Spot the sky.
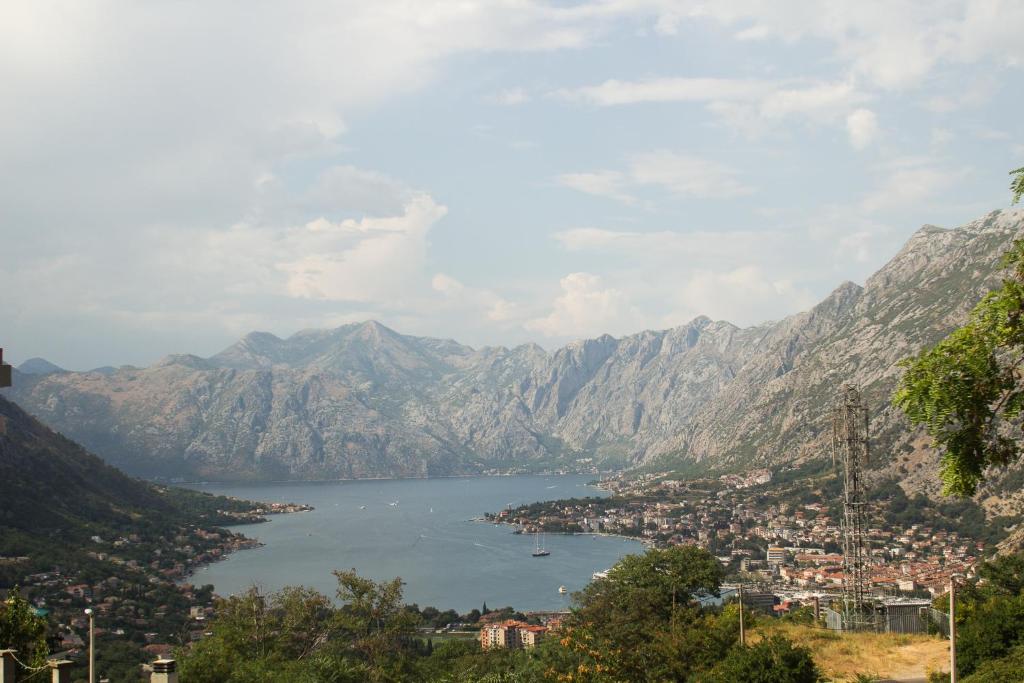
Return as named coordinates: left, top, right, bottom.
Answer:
left=2, top=1, right=1023, bottom=370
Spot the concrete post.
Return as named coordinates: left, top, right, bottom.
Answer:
left=151, top=659, right=178, bottom=683
left=85, top=609, right=94, bottom=683
left=738, top=585, right=745, bottom=646
left=0, top=650, right=17, bottom=683
left=950, top=578, right=957, bottom=683
left=813, top=595, right=820, bottom=622
left=48, top=660, right=73, bottom=683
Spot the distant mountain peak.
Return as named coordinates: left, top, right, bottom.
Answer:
left=242, top=330, right=284, bottom=345
left=17, top=358, right=65, bottom=375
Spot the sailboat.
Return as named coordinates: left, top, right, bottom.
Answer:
left=532, top=530, right=550, bottom=557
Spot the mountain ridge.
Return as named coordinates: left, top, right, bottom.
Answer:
left=5, top=209, right=1024, bottom=486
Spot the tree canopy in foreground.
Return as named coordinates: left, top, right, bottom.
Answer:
left=894, top=166, right=1024, bottom=496
left=171, top=546, right=825, bottom=682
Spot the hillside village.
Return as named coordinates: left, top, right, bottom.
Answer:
left=0, top=503, right=308, bottom=664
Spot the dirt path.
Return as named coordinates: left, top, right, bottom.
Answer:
left=876, top=639, right=948, bottom=682
left=753, top=624, right=949, bottom=682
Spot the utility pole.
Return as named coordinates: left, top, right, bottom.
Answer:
left=738, top=584, right=745, bottom=646
left=832, top=384, right=871, bottom=630
left=85, top=608, right=95, bottom=683
left=949, top=578, right=957, bottom=683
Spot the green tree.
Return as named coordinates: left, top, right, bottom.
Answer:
left=559, top=545, right=730, bottom=682
left=696, top=635, right=823, bottom=683
left=894, top=237, right=1024, bottom=496
left=955, top=594, right=1024, bottom=679
left=177, top=585, right=340, bottom=683
left=978, top=552, right=1024, bottom=596
left=962, top=642, right=1024, bottom=682
left=894, top=168, right=1024, bottom=496
left=332, top=569, right=420, bottom=681
left=0, top=592, right=48, bottom=672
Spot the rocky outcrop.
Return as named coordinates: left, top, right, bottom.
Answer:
left=5, top=210, right=1023, bottom=482
left=676, top=210, right=1024, bottom=490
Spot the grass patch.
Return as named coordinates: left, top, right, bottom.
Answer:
left=750, top=622, right=948, bottom=682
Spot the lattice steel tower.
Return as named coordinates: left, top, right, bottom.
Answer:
left=832, top=384, right=872, bottom=630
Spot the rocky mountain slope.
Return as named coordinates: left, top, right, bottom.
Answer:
left=5, top=209, right=1023, bottom=483
left=675, top=211, right=1024, bottom=493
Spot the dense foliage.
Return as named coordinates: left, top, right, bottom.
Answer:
left=931, top=552, right=1024, bottom=680
left=695, top=635, right=822, bottom=683
left=892, top=166, right=1024, bottom=496
left=0, top=592, right=48, bottom=672
left=894, top=238, right=1024, bottom=496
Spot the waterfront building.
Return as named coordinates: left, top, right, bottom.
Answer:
left=479, top=620, right=548, bottom=650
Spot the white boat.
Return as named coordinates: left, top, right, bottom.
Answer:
left=532, top=530, right=550, bottom=557
left=558, top=586, right=567, bottom=594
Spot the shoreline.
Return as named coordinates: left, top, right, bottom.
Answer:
left=177, top=504, right=312, bottom=587
left=172, top=469, right=623, bottom=487
left=480, top=518, right=653, bottom=548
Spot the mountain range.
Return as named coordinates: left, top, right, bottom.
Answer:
left=5, top=209, right=1024, bottom=488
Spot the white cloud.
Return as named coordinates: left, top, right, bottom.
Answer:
left=558, top=77, right=772, bottom=106
left=846, top=108, right=879, bottom=150
left=559, top=75, right=868, bottom=137
left=930, top=128, right=955, bottom=147
left=526, top=273, right=641, bottom=338
left=861, top=161, right=965, bottom=213
left=675, top=0, right=1024, bottom=90
left=0, top=1, right=609, bottom=239
left=545, top=226, right=820, bottom=331
left=431, top=273, right=465, bottom=295
left=558, top=150, right=751, bottom=203
left=302, top=165, right=413, bottom=217
left=488, top=88, right=531, bottom=105
left=555, top=171, right=636, bottom=204
left=759, top=81, right=864, bottom=119
left=553, top=227, right=777, bottom=262
left=676, top=266, right=815, bottom=326
left=432, top=273, right=522, bottom=324
left=3, top=1, right=1023, bottom=368
left=277, top=194, right=447, bottom=301
left=628, top=151, right=752, bottom=198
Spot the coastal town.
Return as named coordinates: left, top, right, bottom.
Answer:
left=3, top=462, right=994, bottom=670
left=486, top=469, right=986, bottom=610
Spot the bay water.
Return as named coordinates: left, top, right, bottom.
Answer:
left=187, top=474, right=642, bottom=613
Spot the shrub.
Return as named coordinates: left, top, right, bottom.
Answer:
left=696, top=635, right=823, bottom=683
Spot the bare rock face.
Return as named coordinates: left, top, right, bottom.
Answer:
left=677, top=210, right=1024, bottom=483
left=5, top=210, right=1024, bottom=482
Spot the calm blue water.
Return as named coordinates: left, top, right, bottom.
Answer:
left=186, top=475, right=642, bottom=612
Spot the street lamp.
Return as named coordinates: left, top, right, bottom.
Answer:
left=84, top=608, right=94, bottom=683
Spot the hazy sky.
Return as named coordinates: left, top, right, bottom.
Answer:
left=2, top=1, right=1023, bottom=369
